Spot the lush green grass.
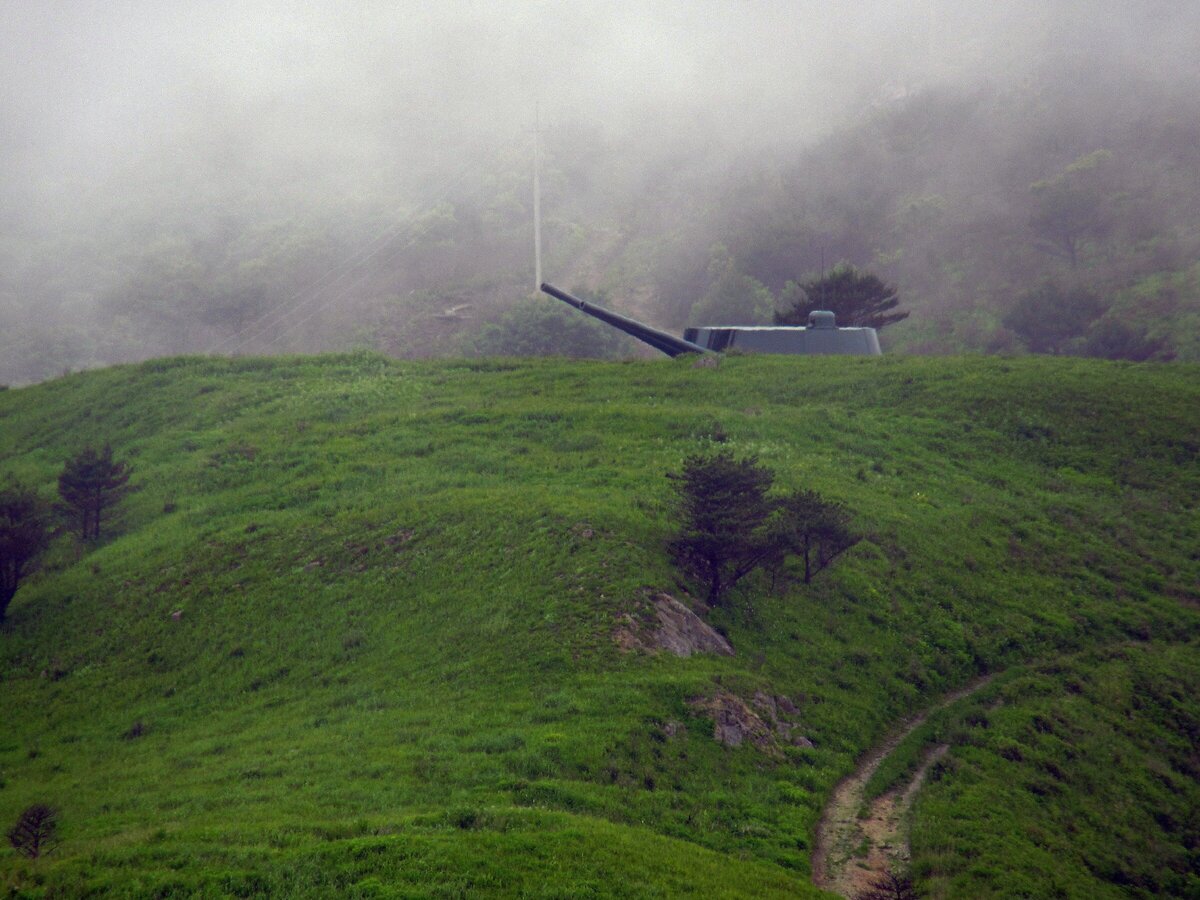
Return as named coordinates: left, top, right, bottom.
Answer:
left=0, top=352, right=1197, bottom=896
left=862, top=643, right=1200, bottom=898
left=909, top=643, right=1200, bottom=899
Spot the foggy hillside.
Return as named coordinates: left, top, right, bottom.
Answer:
left=3, top=1, right=1199, bottom=383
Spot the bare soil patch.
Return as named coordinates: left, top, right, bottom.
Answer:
left=811, top=678, right=991, bottom=897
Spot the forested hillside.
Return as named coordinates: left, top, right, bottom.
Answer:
left=4, top=56, right=1199, bottom=385
left=702, top=60, right=1200, bottom=360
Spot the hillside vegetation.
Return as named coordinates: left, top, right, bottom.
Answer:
left=1, top=353, right=1197, bottom=897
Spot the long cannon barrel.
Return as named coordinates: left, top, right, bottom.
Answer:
left=540, top=282, right=708, bottom=358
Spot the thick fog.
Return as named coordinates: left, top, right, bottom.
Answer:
left=2, top=1, right=1199, bottom=379
left=7, top=2, right=1189, bottom=196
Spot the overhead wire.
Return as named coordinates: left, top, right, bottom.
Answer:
left=203, top=216, right=417, bottom=355
left=1, top=133, right=526, bottom=372
left=262, top=216, right=450, bottom=351
left=258, top=140, right=530, bottom=353
left=209, top=133, right=523, bottom=357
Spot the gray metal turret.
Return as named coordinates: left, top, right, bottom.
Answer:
left=540, top=283, right=881, bottom=356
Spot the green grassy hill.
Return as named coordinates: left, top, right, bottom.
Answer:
left=1, top=353, right=1197, bottom=897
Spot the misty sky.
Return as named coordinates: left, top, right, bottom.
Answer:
left=0, top=0, right=1195, bottom=318
left=5, top=1, right=1196, bottom=216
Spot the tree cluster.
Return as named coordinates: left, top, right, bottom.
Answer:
left=1003, top=280, right=1173, bottom=359
left=689, top=248, right=775, bottom=326
left=666, top=451, right=860, bottom=606
left=0, top=444, right=132, bottom=624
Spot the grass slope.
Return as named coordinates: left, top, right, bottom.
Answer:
left=0, top=353, right=1197, bottom=897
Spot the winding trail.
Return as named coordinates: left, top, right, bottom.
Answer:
left=811, top=677, right=992, bottom=898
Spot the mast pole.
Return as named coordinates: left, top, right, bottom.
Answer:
left=533, top=103, right=543, bottom=292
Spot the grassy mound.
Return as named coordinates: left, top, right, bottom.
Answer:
left=910, top=643, right=1200, bottom=898
left=1, top=353, right=1197, bottom=896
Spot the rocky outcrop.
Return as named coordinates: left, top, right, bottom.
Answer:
left=688, top=689, right=813, bottom=752
left=614, top=592, right=734, bottom=658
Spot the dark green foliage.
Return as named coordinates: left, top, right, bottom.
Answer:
left=0, top=481, right=49, bottom=622
left=774, top=265, right=908, bottom=330
left=691, top=249, right=774, bottom=325
left=471, top=292, right=632, bottom=359
left=1003, top=282, right=1104, bottom=355
left=7, top=804, right=58, bottom=859
left=56, top=444, right=132, bottom=541
left=666, top=454, right=860, bottom=601
left=854, top=868, right=918, bottom=900
left=690, top=71, right=1200, bottom=360
left=911, top=645, right=1200, bottom=899
left=666, top=451, right=776, bottom=605
left=771, top=490, right=860, bottom=584
left=7, top=60, right=1200, bottom=387
left=1083, top=318, right=1173, bottom=361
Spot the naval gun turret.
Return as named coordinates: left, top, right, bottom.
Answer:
left=540, top=283, right=881, bottom=356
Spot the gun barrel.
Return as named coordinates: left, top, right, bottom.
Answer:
left=540, top=283, right=708, bottom=358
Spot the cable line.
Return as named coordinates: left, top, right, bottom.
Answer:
left=209, top=134, right=520, bottom=356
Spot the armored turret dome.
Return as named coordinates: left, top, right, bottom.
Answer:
left=808, top=310, right=837, bottom=329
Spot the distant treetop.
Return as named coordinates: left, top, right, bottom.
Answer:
left=774, top=265, right=909, bottom=330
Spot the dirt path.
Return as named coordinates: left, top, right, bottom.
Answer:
left=811, top=677, right=991, bottom=897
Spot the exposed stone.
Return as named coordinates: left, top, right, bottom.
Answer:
left=652, top=594, right=734, bottom=657
left=612, top=592, right=734, bottom=658
left=689, top=688, right=812, bottom=753
left=692, top=355, right=720, bottom=369
left=752, top=690, right=777, bottom=718
left=688, top=691, right=775, bottom=750
left=612, top=615, right=642, bottom=653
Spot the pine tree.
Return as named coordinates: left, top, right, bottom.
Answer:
left=772, top=489, right=861, bottom=584
left=666, top=453, right=862, bottom=604
left=666, top=451, right=776, bottom=605
left=775, top=264, right=908, bottom=330
left=57, top=444, right=132, bottom=541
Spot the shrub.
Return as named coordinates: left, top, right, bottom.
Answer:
left=1003, top=282, right=1104, bottom=354
left=7, top=803, right=58, bottom=859
left=854, top=867, right=918, bottom=900
left=471, top=291, right=632, bottom=359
